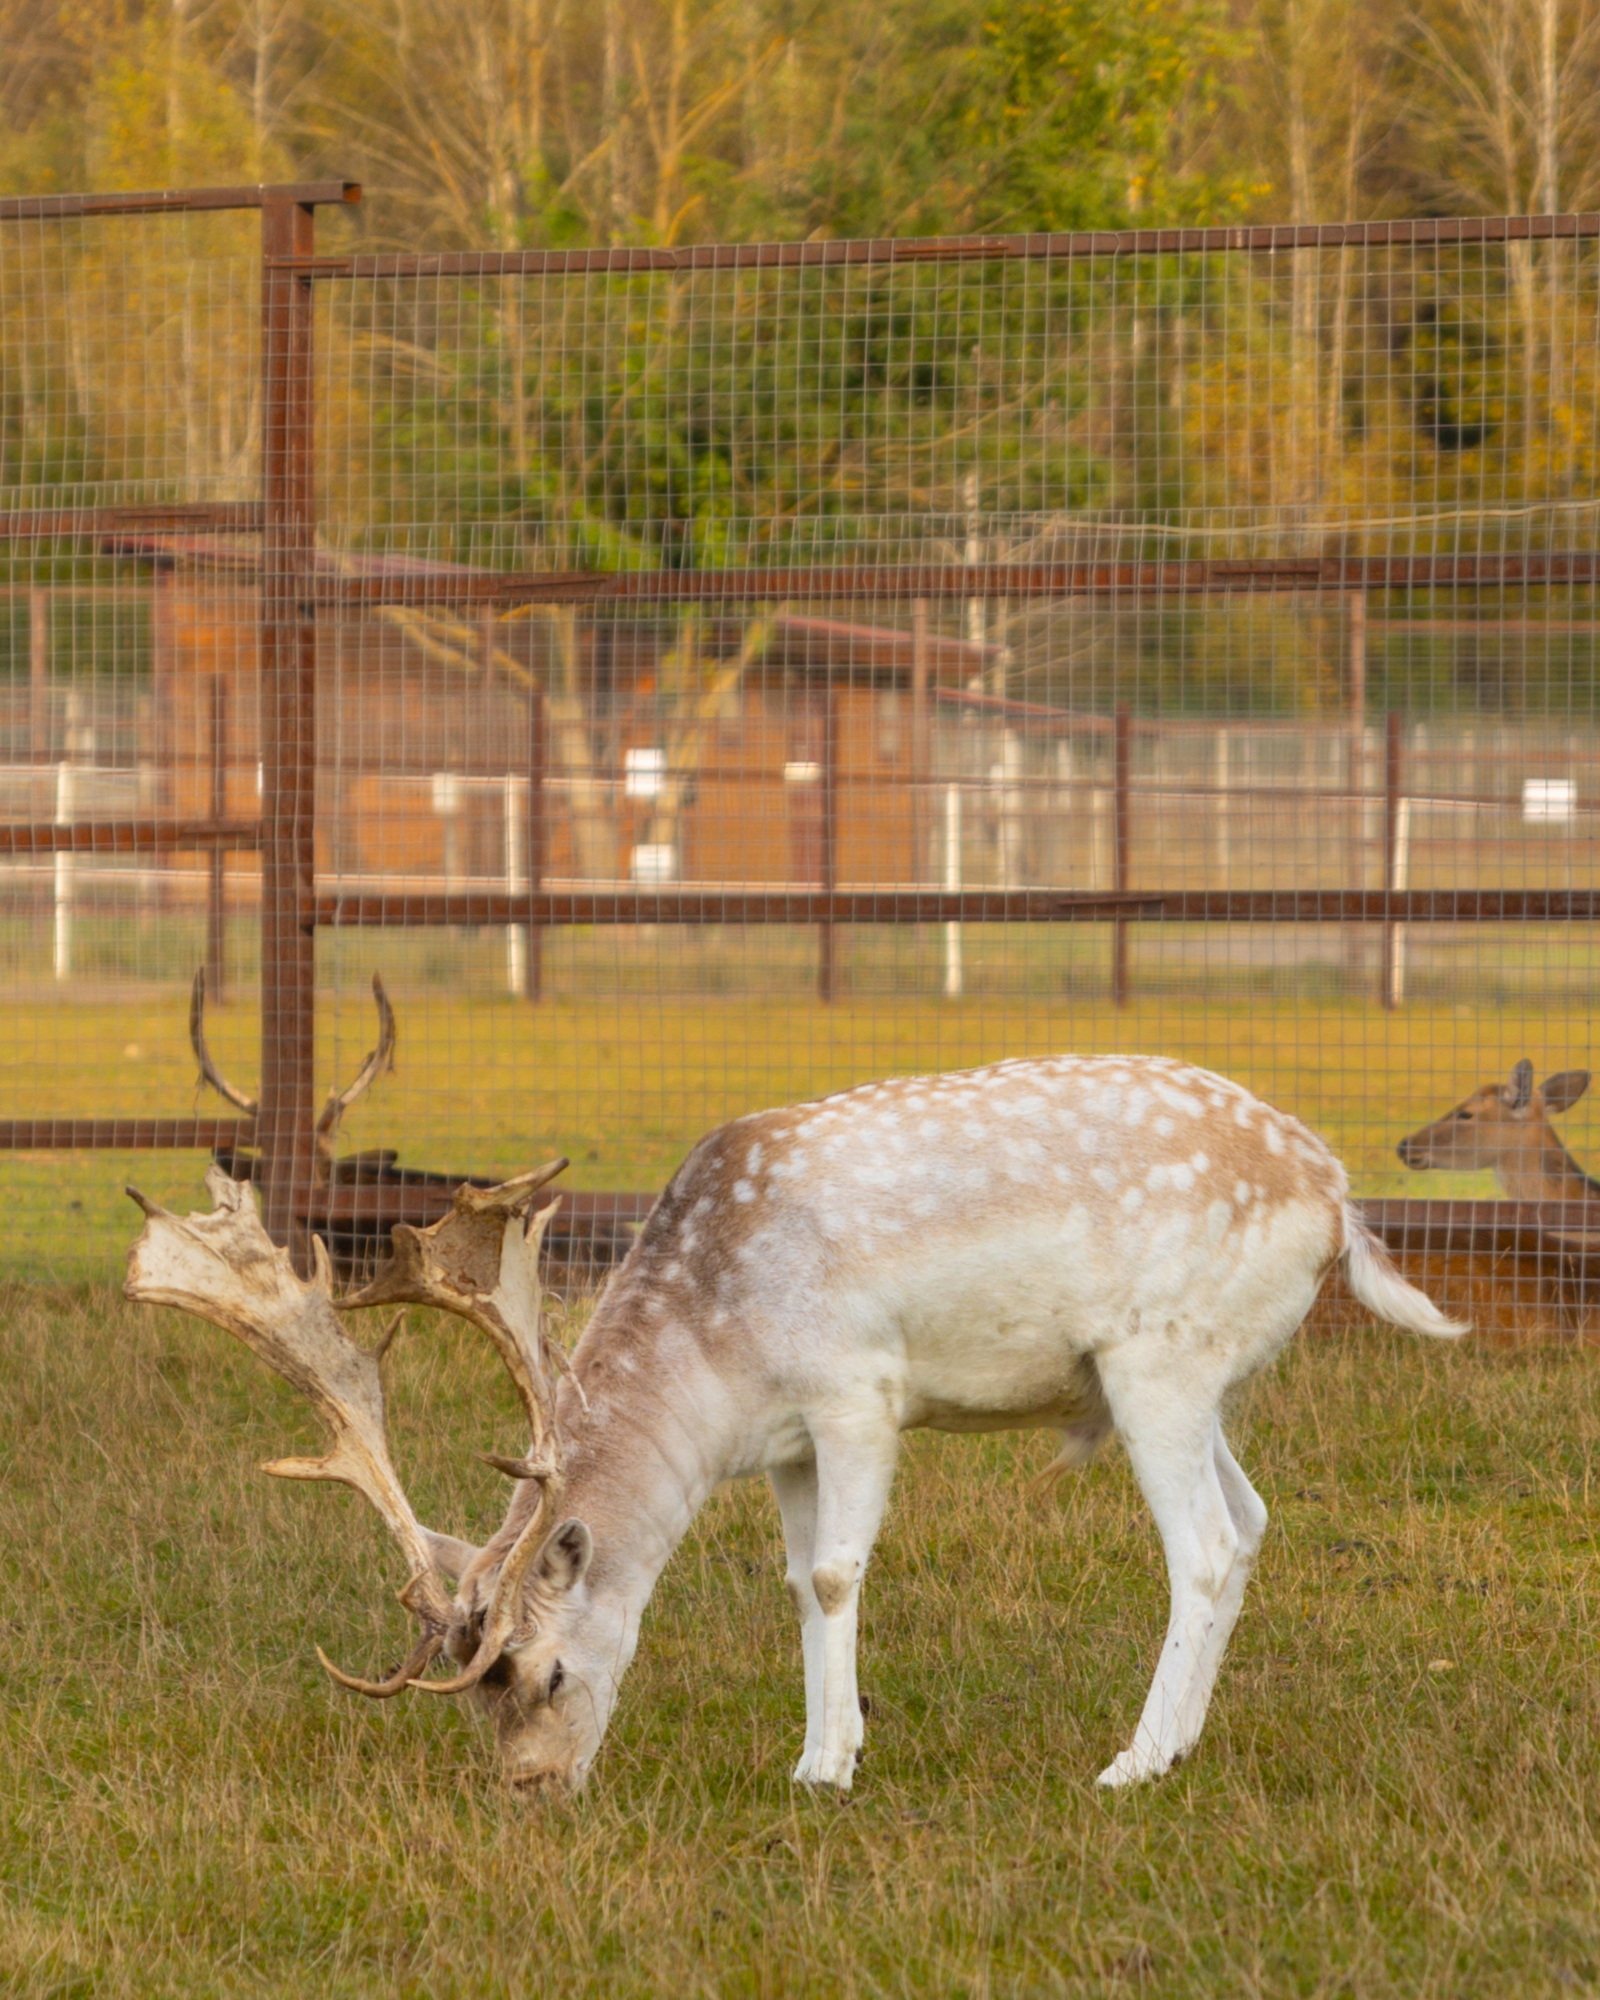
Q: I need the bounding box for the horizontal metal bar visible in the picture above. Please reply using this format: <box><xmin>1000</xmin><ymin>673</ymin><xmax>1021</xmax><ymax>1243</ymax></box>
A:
<box><xmin>0</xmin><ymin>1119</ymin><xmax>255</xmax><ymax>1150</ymax></box>
<box><xmin>303</xmin><ymin>1186</ymin><xmax>654</xmax><ymax>1231</ymax></box>
<box><xmin>311</xmin><ymin>887</ymin><xmax>1600</xmax><ymax>927</ymax></box>
<box><xmin>0</xmin><ymin>822</ymin><xmax>262</xmax><ymax>854</ymax></box>
<box><xmin>309</xmin><ymin>552</ymin><xmax>1600</xmax><ymax>610</ymax></box>
<box><xmin>300</xmin><ymin>1189</ymin><xmax>1600</xmax><ymax>1268</ymax></box>
<box><xmin>1361</xmin><ymin>1198</ymin><xmax>1600</xmax><ymax>1256</ymax></box>
<box><xmin>0</xmin><ymin>182</ymin><xmax>359</xmax><ymax>222</ymax></box>
<box><xmin>0</xmin><ymin>503</ymin><xmax>265</xmax><ymax>541</ymax></box>
<box><xmin>283</xmin><ymin>211</ymin><xmax>1600</xmax><ymax>280</ymax></box>
<box><xmin>314</xmin><ymin>889</ymin><xmax>1163</xmax><ymax>926</ymax></box>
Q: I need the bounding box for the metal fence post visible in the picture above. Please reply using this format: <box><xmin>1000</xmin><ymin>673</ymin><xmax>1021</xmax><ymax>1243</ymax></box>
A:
<box><xmin>28</xmin><ymin>586</ymin><xmax>48</xmax><ymax>760</ymax></box>
<box><xmin>910</xmin><ymin>597</ymin><xmax>929</xmax><ymax>883</ymax></box>
<box><xmin>259</xmin><ymin>191</ymin><xmax>319</xmax><ymax>1257</ymax></box>
<box><xmin>206</xmin><ymin>675</ymin><xmax>227</xmax><ymax>1004</ymax></box>
<box><xmin>818</xmin><ymin>681</ymin><xmax>838</xmax><ymax>1002</ymax></box>
<box><xmin>1381</xmin><ymin>710</ymin><xmax>1404</xmax><ymax>1011</ymax></box>
<box><xmin>1347</xmin><ymin>589</ymin><xmax>1367</xmax><ymax>978</ymax></box>
<box><xmin>1112</xmin><ymin>704</ymin><xmax>1132</xmax><ymax>1007</ymax></box>
<box><xmin>527</xmin><ymin>688</ymin><xmax>546</xmax><ymax>1002</ymax></box>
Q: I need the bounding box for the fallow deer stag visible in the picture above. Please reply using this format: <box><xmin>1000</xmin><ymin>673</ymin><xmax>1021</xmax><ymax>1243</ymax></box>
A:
<box><xmin>1397</xmin><ymin>1058</ymin><xmax>1597</xmax><ymax>1199</ymax></box>
<box><xmin>126</xmin><ymin>1055</ymin><xmax>1463</xmax><ymax>1797</ymax></box>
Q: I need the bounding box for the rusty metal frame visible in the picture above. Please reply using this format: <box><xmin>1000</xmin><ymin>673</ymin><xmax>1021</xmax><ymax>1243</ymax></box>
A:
<box><xmin>0</xmin><ymin>183</ymin><xmax>358</xmax><ymax>222</ymax></box>
<box><xmin>8</xmin><ymin>184</ymin><xmax>1600</xmax><ymax>1285</ymax></box>
<box><xmin>302</xmin><ymin>887</ymin><xmax>1600</xmax><ymax>928</ymax></box>
<box><xmin>278</xmin><ymin>209</ymin><xmax>1600</xmax><ymax>281</ymax></box>
<box><xmin>0</xmin><ymin>504</ymin><xmax>265</xmax><ymax>541</ymax></box>
<box><xmin>295</xmin><ymin>552</ymin><xmax>1600</xmax><ymax>611</ymax></box>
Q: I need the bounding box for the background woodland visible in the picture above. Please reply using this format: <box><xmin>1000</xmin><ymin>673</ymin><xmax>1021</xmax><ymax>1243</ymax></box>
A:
<box><xmin>4</xmin><ymin>0</ymin><xmax>1600</xmax><ymax>243</ymax></box>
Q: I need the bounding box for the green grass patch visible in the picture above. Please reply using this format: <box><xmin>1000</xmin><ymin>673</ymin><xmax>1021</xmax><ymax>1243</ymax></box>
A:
<box><xmin>3</xmin><ymin>1294</ymin><xmax>1600</xmax><ymax>1994</ymax></box>
<box><xmin>2</xmin><ymin>986</ymin><xmax>1595</xmax><ymax>1281</ymax></box>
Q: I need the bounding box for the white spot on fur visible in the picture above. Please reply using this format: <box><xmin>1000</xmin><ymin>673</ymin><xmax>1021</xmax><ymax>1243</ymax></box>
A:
<box><xmin>1155</xmin><ymin>1115</ymin><xmax>1175</xmax><ymax>1138</ymax></box>
<box><xmin>747</xmin><ymin>1143</ymin><xmax>763</xmax><ymax>1171</ymax></box>
<box><xmin>1170</xmin><ymin>1162</ymin><xmax>1195</xmax><ymax>1192</ymax></box>
<box><xmin>1189</xmin><ymin>1151</ymin><xmax>1209</xmax><ymax>1175</ymax></box>
<box><xmin>1233</xmin><ymin>1179</ymin><xmax>1252</xmax><ymax>1205</ymax></box>
<box><xmin>1206</xmin><ymin>1199</ymin><xmax>1231</xmax><ymax>1244</ymax></box>
<box><xmin>1120</xmin><ymin>1185</ymin><xmax>1145</xmax><ymax>1213</ymax></box>
<box><xmin>1264</xmin><ymin>1122</ymin><xmax>1286</xmax><ymax>1156</ymax></box>
<box><xmin>733</xmin><ymin>1179</ymin><xmax>756</xmax><ymax>1203</ymax></box>
<box><xmin>1092</xmin><ymin>1165</ymin><xmax>1118</xmax><ymax>1191</ymax></box>
<box><xmin>1146</xmin><ymin>1163</ymin><xmax>1170</xmax><ymax>1191</ymax></box>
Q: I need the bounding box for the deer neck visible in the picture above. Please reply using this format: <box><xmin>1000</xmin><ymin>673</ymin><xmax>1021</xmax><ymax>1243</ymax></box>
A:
<box><xmin>502</xmin><ymin>1301</ymin><xmax>738</xmax><ymax>1614</ymax></box>
<box><xmin>1498</xmin><ymin>1124</ymin><xmax>1600</xmax><ymax>1202</ymax></box>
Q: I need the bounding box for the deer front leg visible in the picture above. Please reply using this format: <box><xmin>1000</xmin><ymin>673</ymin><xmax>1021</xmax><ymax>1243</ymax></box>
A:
<box><xmin>793</xmin><ymin>1411</ymin><xmax>899</xmax><ymax>1791</ymax></box>
<box><xmin>769</xmin><ymin>1459</ymin><xmax>825</xmax><ymax>1774</ymax></box>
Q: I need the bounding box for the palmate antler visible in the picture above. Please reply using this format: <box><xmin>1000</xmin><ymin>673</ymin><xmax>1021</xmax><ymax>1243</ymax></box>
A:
<box><xmin>124</xmin><ymin>1157</ymin><xmax>571</xmax><ymax>1699</ymax></box>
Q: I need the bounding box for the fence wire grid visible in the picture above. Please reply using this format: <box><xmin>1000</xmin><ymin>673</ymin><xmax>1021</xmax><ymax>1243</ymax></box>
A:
<box><xmin>3</xmin><ymin>189</ymin><xmax>1600</xmax><ymax>1329</ymax></box>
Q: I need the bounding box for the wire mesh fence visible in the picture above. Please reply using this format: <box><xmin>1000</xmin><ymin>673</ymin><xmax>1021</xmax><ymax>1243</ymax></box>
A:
<box><xmin>4</xmin><ymin>191</ymin><xmax>1600</xmax><ymax>1327</ymax></box>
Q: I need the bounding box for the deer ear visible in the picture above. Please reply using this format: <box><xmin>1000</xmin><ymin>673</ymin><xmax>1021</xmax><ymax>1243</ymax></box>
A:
<box><xmin>535</xmin><ymin>1519</ymin><xmax>593</xmax><ymax>1593</ymax></box>
<box><xmin>1542</xmin><ymin>1070</ymin><xmax>1591</xmax><ymax>1114</ymax></box>
<box><xmin>1502</xmin><ymin>1059</ymin><xmax>1535</xmax><ymax>1111</ymax></box>
<box><xmin>421</xmin><ymin>1529</ymin><xmax>483</xmax><ymax>1581</ymax></box>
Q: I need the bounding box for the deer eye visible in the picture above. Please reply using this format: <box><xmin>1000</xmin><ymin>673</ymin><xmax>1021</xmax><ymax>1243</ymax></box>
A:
<box><xmin>1456</xmin><ymin>1110</ymin><xmax>1473</xmax><ymax>1122</ymax></box>
<box><xmin>546</xmin><ymin>1661</ymin><xmax>565</xmax><ymax>1700</ymax></box>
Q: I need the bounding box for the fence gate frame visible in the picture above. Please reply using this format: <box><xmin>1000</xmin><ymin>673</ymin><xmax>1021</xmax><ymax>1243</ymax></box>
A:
<box><xmin>5</xmin><ymin>184</ymin><xmax>1600</xmax><ymax>1285</ymax></box>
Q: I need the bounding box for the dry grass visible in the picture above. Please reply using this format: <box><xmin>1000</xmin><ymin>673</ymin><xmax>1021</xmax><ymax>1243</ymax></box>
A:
<box><xmin>4</xmin><ymin>1285</ymin><xmax>1600</xmax><ymax>1996</ymax></box>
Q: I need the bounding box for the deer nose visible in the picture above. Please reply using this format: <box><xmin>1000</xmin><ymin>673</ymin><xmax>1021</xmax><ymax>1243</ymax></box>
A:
<box><xmin>506</xmin><ymin>1760</ymin><xmax>575</xmax><ymax>1799</ymax></box>
<box><xmin>1396</xmin><ymin>1139</ymin><xmax>1414</xmax><ymax>1165</ymax></box>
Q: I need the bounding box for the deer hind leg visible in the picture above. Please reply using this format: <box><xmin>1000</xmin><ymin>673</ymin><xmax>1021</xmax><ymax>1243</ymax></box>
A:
<box><xmin>1094</xmin><ymin>1362</ymin><xmax>1246</xmax><ymax>1789</ymax></box>
<box><xmin>1176</xmin><ymin>1423</ymin><xmax>1269</xmax><ymax>1738</ymax></box>
<box><xmin>769</xmin><ymin>1458</ymin><xmax>825</xmax><ymax>1774</ymax></box>
<box><xmin>789</xmin><ymin>1411</ymin><xmax>899</xmax><ymax>1791</ymax></box>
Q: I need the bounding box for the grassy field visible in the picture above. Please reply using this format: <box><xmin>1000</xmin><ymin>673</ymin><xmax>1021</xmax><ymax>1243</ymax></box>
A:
<box><xmin>4</xmin><ymin>1287</ymin><xmax>1600</xmax><ymax>1996</ymax></box>
<box><xmin>2</xmin><ymin>984</ymin><xmax>1597</xmax><ymax>1281</ymax></box>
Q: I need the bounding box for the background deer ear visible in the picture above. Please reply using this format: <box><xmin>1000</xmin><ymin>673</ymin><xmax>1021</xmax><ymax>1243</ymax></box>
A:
<box><xmin>535</xmin><ymin>1519</ymin><xmax>593</xmax><ymax>1593</ymax></box>
<box><xmin>1541</xmin><ymin>1070</ymin><xmax>1592</xmax><ymax>1114</ymax></box>
<box><xmin>1502</xmin><ymin>1059</ymin><xmax>1535</xmax><ymax>1111</ymax></box>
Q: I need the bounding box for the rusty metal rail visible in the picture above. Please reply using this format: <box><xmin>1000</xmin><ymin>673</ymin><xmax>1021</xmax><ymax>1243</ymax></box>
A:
<box><xmin>294</xmin><ymin>551</ymin><xmax>1600</xmax><ymax>610</ymax></box>
<box><xmin>0</xmin><ymin>1119</ymin><xmax>254</xmax><ymax>1150</ymax></box>
<box><xmin>305</xmin><ymin>886</ymin><xmax>1600</xmax><ymax>928</ymax></box>
<box><xmin>279</xmin><ymin>209</ymin><xmax>1600</xmax><ymax>280</ymax></box>
<box><xmin>0</xmin><ymin>504</ymin><xmax>265</xmax><ymax>541</ymax></box>
<box><xmin>0</xmin><ymin>822</ymin><xmax>261</xmax><ymax>855</ymax></box>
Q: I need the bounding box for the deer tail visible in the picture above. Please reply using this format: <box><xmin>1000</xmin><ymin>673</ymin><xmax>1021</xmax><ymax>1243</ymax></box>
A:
<box><xmin>1340</xmin><ymin>1203</ymin><xmax>1469</xmax><ymax>1338</ymax></box>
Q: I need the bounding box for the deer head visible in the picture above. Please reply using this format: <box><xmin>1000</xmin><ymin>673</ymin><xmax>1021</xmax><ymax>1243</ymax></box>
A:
<box><xmin>1396</xmin><ymin>1058</ymin><xmax>1595</xmax><ymax>1200</ymax></box>
<box><xmin>122</xmin><ymin>1159</ymin><xmax>609</xmax><ymax>1788</ymax></box>
<box><xmin>189</xmin><ymin>967</ymin><xmax>397</xmax><ymax>1171</ymax></box>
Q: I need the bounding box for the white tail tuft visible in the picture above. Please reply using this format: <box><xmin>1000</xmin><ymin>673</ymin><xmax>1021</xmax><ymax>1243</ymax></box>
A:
<box><xmin>1341</xmin><ymin>1204</ymin><xmax>1468</xmax><ymax>1338</ymax></box>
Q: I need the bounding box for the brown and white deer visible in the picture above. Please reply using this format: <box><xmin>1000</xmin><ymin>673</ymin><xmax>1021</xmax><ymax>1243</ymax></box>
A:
<box><xmin>125</xmin><ymin>1054</ymin><xmax>1462</xmax><ymax>1798</ymax></box>
<box><xmin>1397</xmin><ymin>1058</ymin><xmax>1597</xmax><ymax>1199</ymax></box>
